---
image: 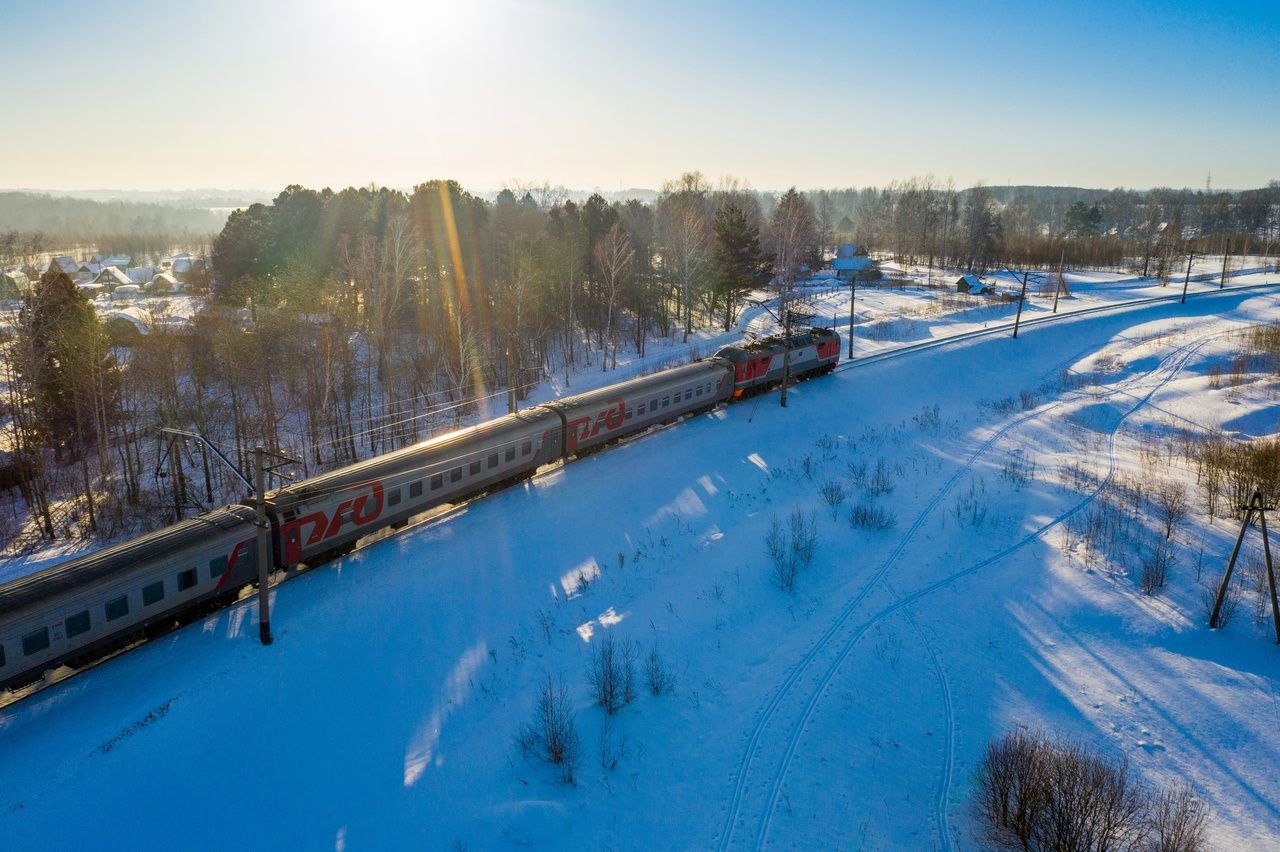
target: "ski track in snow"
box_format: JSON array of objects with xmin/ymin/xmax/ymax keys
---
[
  {"xmin": 718, "ymin": 329, "xmax": 1216, "ymax": 851},
  {"xmin": 756, "ymin": 333, "xmax": 1215, "ymax": 850}
]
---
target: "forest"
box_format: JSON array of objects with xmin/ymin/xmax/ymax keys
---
[{"xmin": 1, "ymin": 175, "xmax": 1277, "ymax": 555}]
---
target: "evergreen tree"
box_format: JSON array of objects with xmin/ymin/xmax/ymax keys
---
[
  {"xmin": 16, "ymin": 269, "xmax": 120, "ymax": 460},
  {"xmin": 711, "ymin": 203, "xmax": 772, "ymax": 331}
]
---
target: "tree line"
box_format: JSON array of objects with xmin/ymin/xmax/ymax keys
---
[{"xmin": 812, "ymin": 178, "xmax": 1280, "ymax": 274}]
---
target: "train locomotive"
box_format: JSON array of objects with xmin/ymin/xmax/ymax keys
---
[{"xmin": 0, "ymin": 327, "xmax": 838, "ymax": 694}]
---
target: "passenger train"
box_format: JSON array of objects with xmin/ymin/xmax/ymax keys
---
[{"xmin": 0, "ymin": 327, "xmax": 840, "ymax": 694}]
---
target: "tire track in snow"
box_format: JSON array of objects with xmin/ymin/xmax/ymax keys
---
[
  {"xmin": 752, "ymin": 333, "xmax": 1215, "ymax": 850},
  {"xmin": 714, "ymin": 330, "xmax": 1209, "ymax": 850},
  {"xmin": 715, "ymin": 339, "xmax": 1124, "ymax": 850},
  {"xmin": 716, "ymin": 391, "xmax": 1073, "ymax": 851}
]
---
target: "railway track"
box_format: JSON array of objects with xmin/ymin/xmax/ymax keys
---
[{"xmin": 832, "ymin": 278, "xmax": 1280, "ymax": 376}]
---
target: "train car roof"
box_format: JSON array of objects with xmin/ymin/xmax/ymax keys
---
[
  {"xmin": 542, "ymin": 360, "xmax": 729, "ymax": 411},
  {"xmin": 269, "ymin": 408, "xmax": 560, "ymax": 506},
  {"xmin": 0, "ymin": 505, "xmax": 257, "ymax": 615}
]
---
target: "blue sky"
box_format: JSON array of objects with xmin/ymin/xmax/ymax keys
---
[{"xmin": 0, "ymin": 0, "xmax": 1276, "ymax": 191}]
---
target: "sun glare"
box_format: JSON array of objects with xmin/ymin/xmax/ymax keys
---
[{"xmin": 313, "ymin": 0, "xmax": 489, "ymax": 50}]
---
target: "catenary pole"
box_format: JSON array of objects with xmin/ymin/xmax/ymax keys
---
[
  {"xmin": 1051, "ymin": 247, "xmax": 1065, "ymax": 314},
  {"xmin": 254, "ymin": 446, "xmax": 273, "ymax": 646}
]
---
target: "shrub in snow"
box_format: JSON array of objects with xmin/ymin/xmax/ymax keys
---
[
  {"xmin": 517, "ymin": 675, "xmax": 580, "ymax": 784},
  {"xmin": 646, "ymin": 644, "xmax": 676, "ymax": 695},
  {"xmin": 766, "ymin": 511, "xmax": 817, "ymax": 591},
  {"xmin": 849, "ymin": 500, "xmax": 896, "ymax": 531},
  {"xmin": 818, "ymin": 479, "xmax": 848, "ymax": 519},
  {"xmin": 1140, "ymin": 540, "xmax": 1175, "ymax": 596},
  {"xmin": 972, "ymin": 728, "xmax": 1207, "ymax": 852},
  {"xmin": 587, "ymin": 632, "xmax": 634, "ymax": 715},
  {"xmin": 1148, "ymin": 783, "xmax": 1208, "ymax": 852}
]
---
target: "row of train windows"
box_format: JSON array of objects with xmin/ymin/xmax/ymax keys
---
[
  {"xmin": 0, "ymin": 556, "xmax": 230, "ymax": 667},
  {"xmin": 624, "ymin": 383, "xmax": 714, "ymax": 421},
  {"xmin": 385, "ymin": 441, "xmax": 535, "ymax": 508}
]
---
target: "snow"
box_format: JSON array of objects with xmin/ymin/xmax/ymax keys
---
[{"xmin": 3, "ymin": 275, "xmax": 1280, "ymax": 848}]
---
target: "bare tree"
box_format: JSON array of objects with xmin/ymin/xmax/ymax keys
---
[{"xmin": 594, "ymin": 222, "xmax": 634, "ymax": 371}]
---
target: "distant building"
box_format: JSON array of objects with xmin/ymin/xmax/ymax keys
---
[
  {"xmin": 101, "ymin": 254, "xmax": 132, "ymax": 270},
  {"xmin": 127, "ymin": 266, "xmax": 156, "ymax": 285},
  {"xmin": 47, "ymin": 256, "xmax": 79, "ymax": 277},
  {"xmin": 834, "ymin": 255, "xmax": 874, "ymax": 280},
  {"xmin": 93, "ymin": 266, "xmax": 133, "ymax": 290},
  {"xmin": 956, "ymin": 274, "xmax": 988, "ymax": 294},
  {"xmin": 836, "ymin": 243, "xmax": 868, "ymax": 258},
  {"xmin": 148, "ymin": 272, "xmax": 183, "ymax": 294}
]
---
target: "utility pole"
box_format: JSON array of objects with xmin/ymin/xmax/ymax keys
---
[
  {"xmin": 1180, "ymin": 251, "xmax": 1196, "ymax": 303},
  {"xmin": 254, "ymin": 446, "xmax": 273, "ymax": 646},
  {"xmin": 1209, "ymin": 490, "xmax": 1280, "ymax": 644},
  {"xmin": 1012, "ymin": 271, "xmax": 1029, "ymax": 339},
  {"xmin": 1220, "ymin": 242, "xmax": 1230, "ymax": 289},
  {"xmin": 780, "ymin": 299, "xmax": 792, "ymax": 408},
  {"xmin": 847, "ymin": 272, "xmax": 856, "ymax": 358},
  {"xmin": 1051, "ymin": 247, "xmax": 1065, "ymax": 314}
]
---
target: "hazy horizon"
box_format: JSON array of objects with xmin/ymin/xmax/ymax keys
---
[{"xmin": 1, "ymin": 0, "xmax": 1277, "ymax": 193}]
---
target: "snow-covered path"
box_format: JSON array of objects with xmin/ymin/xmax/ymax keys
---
[{"xmin": 2, "ymin": 289, "xmax": 1280, "ymax": 849}]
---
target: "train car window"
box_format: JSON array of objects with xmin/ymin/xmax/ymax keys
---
[
  {"xmin": 625, "ymin": 408, "xmax": 633, "ymax": 421},
  {"xmin": 0, "ymin": 643, "xmax": 5, "ymax": 668},
  {"xmin": 143, "ymin": 581, "xmax": 165, "ymax": 606},
  {"xmin": 387, "ymin": 489, "xmax": 402, "ymax": 507},
  {"xmin": 650, "ymin": 398, "xmax": 657, "ymax": 410},
  {"xmin": 685, "ymin": 389, "xmax": 693, "ymax": 401},
  {"xmin": 696, "ymin": 386, "xmax": 702, "ymax": 397},
  {"xmin": 488, "ymin": 453, "xmax": 499, "ymax": 469},
  {"xmin": 22, "ymin": 627, "xmax": 50, "ymax": 656},
  {"xmin": 66, "ymin": 610, "xmax": 91, "ymax": 638},
  {"xmin": 638, "ymin": 404, "xmax": 646, "ymax": 415},
  {"xmin": 662, "ymin": 397, "xmax": 669, "ymax": 408},
  {"xmin": 430, "ymin": 474, "xmax": 443, "ymax": 491},
  {"xmin": 521, "ymin": 440, "xmax": 532, "ymax": 456},
  {"xmin": 469, "ymin": 460, "xmax": 481, "ymax": 476},
  {"xmin": 450, "ymin": 467, "xmax": 462, "ymax": 483},
  {"xmin": 209, "ymin": 556, "xmax": 228, "ymax": 580},
  {"xmin": 505, "ymin": 447, "xmax": 515, "ymax": 462},
  {"xmin": 410, "ymin": 481, "xmax": 423, "ymax": 498},
  {"xmin": 105, "ymin": 596, "xmax": 129, "ymax": 622},
  {"xmin": 178, "ymin": 568, "xmax": 198, "ymax": 592}
]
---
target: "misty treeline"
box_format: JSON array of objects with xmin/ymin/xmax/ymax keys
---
[
  {"xmin": 0, "ymin": 173, "xmax": 817, "ymax": 552},
  {"xmin": 0, "ymin": 192, "xmax": 223, "ymax": 263},
  {"xmin": 816, "ymin": 178, "xmax": 1280, "ymax": 274}
]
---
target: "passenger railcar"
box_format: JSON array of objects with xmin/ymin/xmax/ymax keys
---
[
  {"xmin": 0, "ymin": 506, "xmax": 258, "ymax": 692},
  {"xmin": 547, "ymin": 360, "xmax": 733, "ymax": 455},
  {"xmin": 271, "ymin": 408, "xmax": 563, "ymax": 568}
]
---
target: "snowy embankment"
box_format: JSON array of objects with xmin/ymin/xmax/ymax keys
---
[{"xmin": 3, "ymin": 285, "xmax": 1280, "ymax": 849}]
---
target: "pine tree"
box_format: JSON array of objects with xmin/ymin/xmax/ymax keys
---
[
  {"xmin": 16, "ymin": 269, "xmax": 120, "ymax": 461},
  {"xmin": 711, "ymin": 203, "xmax": 772, "ymax": 331}
]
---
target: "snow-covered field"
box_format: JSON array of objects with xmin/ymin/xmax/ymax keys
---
[{"xmin": 3, "ymin": 278, "xmax": 1280, "ymax": 849}]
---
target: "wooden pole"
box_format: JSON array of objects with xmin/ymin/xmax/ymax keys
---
[
  {"xmin": 1257, "ymin": 495, "xmax": 1280, "ymax": 643},
  {"xmin": 1210, "ymin": 497, "xmax": 1255, "ymax": 628},
  {"xmin": 1220, "ymin": 242, "xmax": 1229, "ymax": 290},
  {"xmin": 1012, "ymin": 271, "xmax": 1029, "ymax": 339},
  {"xmin": 1180, "ymin": 251, "xmax": 1195, "ymax": 303}
]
